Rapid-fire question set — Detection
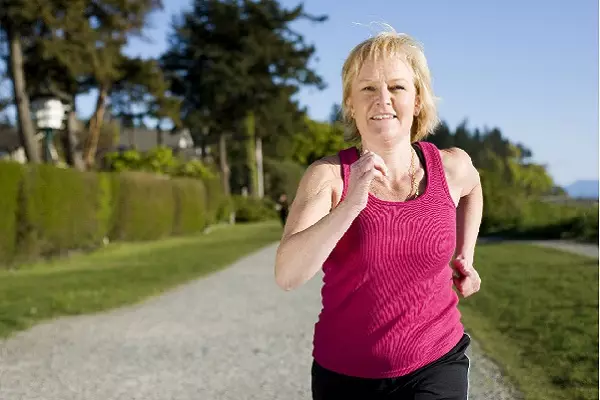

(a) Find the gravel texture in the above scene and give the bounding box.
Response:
[0,243,522,400]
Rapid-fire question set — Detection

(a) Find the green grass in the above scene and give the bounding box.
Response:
[0,221,282,339]
[460,243,599,400]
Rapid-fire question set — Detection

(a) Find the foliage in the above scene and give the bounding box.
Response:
[171,178,207,235]
[104,146,216,180]
[161,0,328,193]
[232,195,277,223]
[0,161,218,267]
[8,0,174,167]
[263,157,306,201]
[425,120,596,239]
[290,118,347,166]
[0,161,24,264]
[17,164,110,260]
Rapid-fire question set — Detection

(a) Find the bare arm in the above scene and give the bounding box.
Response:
[274,158,359,291]
[453,149,483,263]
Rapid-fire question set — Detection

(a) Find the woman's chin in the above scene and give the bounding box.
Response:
[361,127,408,142]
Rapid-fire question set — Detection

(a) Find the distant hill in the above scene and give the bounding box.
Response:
[564,180,599,199]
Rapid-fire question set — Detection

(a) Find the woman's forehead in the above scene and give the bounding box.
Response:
[355,56,413,81]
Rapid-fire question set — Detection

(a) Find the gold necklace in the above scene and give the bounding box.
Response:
[409,148,419,199]
[358,144,419,200]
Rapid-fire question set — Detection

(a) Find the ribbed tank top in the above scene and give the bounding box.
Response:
[312,141,464,379]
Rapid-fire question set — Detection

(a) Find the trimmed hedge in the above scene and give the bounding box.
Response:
[0,162,25,264]
[109,172,176,241]
[172,177,207,235]
[0,162,230,268]
[233,195,278,223]
[18,164,110,259]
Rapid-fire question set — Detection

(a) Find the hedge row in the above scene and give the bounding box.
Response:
[0,161,228,267]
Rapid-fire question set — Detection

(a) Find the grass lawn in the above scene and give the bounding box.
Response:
[0,220,282,339]
[461,243,598,400]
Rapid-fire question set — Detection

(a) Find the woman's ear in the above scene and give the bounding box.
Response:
[345,99,354,119]
[414,96,421,116]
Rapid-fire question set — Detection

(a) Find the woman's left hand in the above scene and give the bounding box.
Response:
[451,255,481,298]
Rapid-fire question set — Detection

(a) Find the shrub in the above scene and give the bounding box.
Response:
[233,195,277,223]
[172,177,207,235]
[109,171,176,241]
[263,158,305,201]
[0,162,25,265]
[17,164,109,259]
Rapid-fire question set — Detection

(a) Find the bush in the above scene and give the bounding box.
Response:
[172,177,207,235]
[17,164,110,259]
[202,174,230,225]
[233,195,277,223]
[263,158,305,202]
[482,198,599,243]
[0,160,229,268]
[0,162,25,264]
[564,205,598,243]
[109,171,176,241]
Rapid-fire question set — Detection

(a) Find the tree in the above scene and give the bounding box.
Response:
[32,0,163,168]
[161,0,327,195]
[0,0,42,163]
[109,57,182,147]
[289,117,346,166]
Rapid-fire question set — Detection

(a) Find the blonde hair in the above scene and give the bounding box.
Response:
[341,26,440,142]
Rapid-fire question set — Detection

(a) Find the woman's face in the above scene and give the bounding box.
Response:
[347,55,419,142]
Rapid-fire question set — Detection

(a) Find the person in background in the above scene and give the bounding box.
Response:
[274,26,483,400]
[275,193,289,226]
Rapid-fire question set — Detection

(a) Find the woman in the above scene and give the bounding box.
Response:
[274,28,482,400]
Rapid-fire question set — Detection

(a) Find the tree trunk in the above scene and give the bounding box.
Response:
[255,136,264,198]
[7,27,40,163]
[244,112,258,197]
[218,132,231,196]
[83,84,109,168]
[63,102,85,170]
[200,126,209,162]
[156,122,163,146]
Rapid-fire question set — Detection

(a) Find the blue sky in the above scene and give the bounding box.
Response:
[69,0,600,185]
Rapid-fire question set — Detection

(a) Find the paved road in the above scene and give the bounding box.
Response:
[0,243,521,400]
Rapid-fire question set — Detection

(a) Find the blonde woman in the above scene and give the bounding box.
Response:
[275,28,483,399]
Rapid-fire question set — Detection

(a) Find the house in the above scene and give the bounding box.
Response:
[109,125,205,163]
[116,126,195,153]
[0,125,58,164]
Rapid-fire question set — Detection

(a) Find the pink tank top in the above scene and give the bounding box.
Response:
[312,141,464,379]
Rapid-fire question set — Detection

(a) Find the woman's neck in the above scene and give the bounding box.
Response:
[360,137,415,181]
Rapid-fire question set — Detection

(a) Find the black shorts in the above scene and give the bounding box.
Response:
[311,334,471,400]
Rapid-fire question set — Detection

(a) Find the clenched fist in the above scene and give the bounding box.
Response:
[451,255,481,298]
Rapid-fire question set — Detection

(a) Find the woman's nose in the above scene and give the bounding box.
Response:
[375,88,392,105]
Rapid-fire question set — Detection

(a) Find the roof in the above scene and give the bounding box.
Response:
[116,127,195,151]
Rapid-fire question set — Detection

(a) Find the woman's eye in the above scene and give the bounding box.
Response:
[390,85,405,91]
[362,86,376,91]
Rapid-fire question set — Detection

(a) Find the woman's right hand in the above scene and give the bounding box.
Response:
[344,150,388,213]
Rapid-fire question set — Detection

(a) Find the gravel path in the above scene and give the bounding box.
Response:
[526,240,598,259]
[0,243,521,400]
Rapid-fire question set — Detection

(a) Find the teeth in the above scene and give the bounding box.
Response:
[372,114,395,120]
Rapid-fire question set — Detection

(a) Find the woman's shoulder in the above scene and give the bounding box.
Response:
[303,154,343,186]
[437,146,475,175]
[436,146,480,195]
[299,154,344,207]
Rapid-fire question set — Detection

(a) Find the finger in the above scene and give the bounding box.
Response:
[369,152,389,177]
[452,258,471,276]
[358,156,375,175]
